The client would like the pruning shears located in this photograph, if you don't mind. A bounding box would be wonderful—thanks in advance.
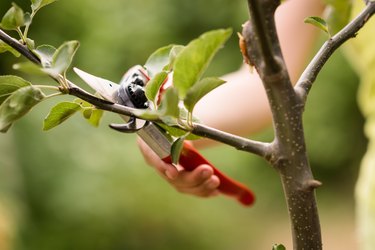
[74,65,255,206]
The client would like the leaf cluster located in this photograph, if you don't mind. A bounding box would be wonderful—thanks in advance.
[138,29,232,156]
[0,0,87,132]
[0,0,233,143]
[0,75,44,132]
[0,0,57,49]
[141,29,231,128]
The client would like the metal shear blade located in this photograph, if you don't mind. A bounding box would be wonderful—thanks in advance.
[110,116,147,133]
[74,67,147,132]
[73,67,119,102]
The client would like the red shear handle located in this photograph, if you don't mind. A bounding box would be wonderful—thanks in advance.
[163,142,255,206]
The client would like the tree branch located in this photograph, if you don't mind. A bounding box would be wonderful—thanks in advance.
[0,28,271,159]
[191,123,271,157]
[0,29,40,64]
[295,2,375,104]
[70,81,271,157]
[243,0,298,146]
[245,0,281,75]
[67,80,272,157]
[243,1,322,249]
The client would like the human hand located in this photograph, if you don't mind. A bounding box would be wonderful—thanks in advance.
[137,138,220,197]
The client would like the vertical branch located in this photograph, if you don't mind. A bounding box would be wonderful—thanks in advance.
[242,0,322,249]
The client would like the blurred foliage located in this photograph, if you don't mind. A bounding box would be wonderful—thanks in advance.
[345,1,375,250]
[0,0,368,250]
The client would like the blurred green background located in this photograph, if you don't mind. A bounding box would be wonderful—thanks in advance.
[0,0,367,249]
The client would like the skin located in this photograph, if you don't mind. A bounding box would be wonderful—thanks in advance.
[138,0,324,198]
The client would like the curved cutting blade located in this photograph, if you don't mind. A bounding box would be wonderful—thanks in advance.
[74,67,119,102]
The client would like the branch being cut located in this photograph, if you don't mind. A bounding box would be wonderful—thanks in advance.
[70,82,271,157]
[0,28,270,159]
[191,123,271,157]
[295,1,375,104]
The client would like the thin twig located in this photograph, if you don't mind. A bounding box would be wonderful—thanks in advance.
[295,2,375,104]
[0,29,40,64]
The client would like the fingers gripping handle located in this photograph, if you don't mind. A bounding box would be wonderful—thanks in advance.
[163,142,255,206]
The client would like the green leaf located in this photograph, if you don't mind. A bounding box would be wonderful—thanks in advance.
[73,98,91,107]
[33,44,57,67]
[73,98,104,127]
[171,135,187,164]
[43,101,82,130]
[145,45,174,77]
[0,86,45,132]
[272,244,286,250]
[13,61,45,75]
[31,0,58,12]
[166,45,184,71]
[160,115,179,127]
[184,77,226,113]
[135,88,180,127]
[145,71,168,105]
[157,122,200,140]
[144,44,184,77]
[155,105,201,140]
[43,41,79,76]
[158,87,180,118]
[133,109,161,120]
[304,16,330,37]
[0,40,21,57]
[23,12,32,27]
[82,108,92,119]
[179,105,200,123]
[0,3,25,30]
[87,108,103,127]
[25,38,35,50]
[173,28,232,98]
[0,75,31,105]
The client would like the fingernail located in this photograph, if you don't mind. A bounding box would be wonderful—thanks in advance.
[165,170,176,180]
[201,170,211,179]
[207,179,219,189]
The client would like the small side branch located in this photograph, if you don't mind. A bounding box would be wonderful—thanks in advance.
[295,2,375,103]
[192,123,271,158]
[70,82,271,158]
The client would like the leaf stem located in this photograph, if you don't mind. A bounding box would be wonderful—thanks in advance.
[44,92,63,100]
[187,111,193,128]
[23,10,36,39]
[16,27,26,45]
[33,85,60,91]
